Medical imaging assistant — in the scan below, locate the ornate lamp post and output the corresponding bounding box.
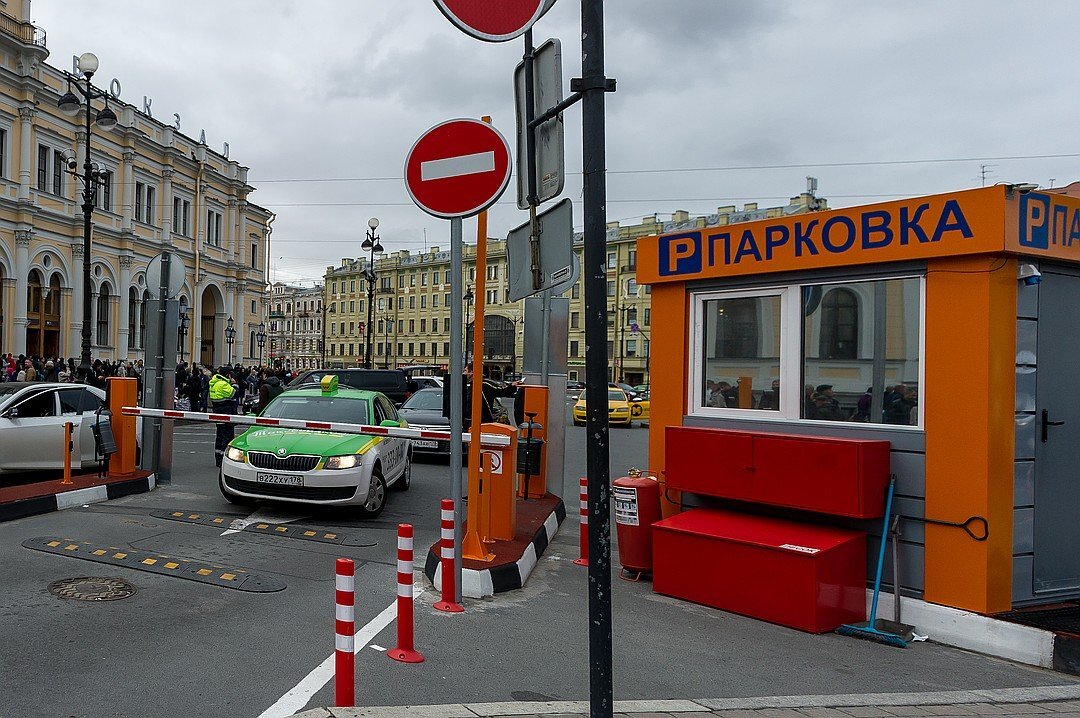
[57,52,117,383]
[225,316,236,364]
[383,312,395,368]
[463,285,474,364]
[361,218,384,369]
[256,322,266,367]
[319,301,335,368]
[178,310,190,363]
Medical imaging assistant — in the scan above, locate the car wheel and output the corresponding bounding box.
[391,452,412,492]
[359,466,387,518]
[219,470,254,505]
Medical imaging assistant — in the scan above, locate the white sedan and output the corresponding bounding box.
[0,382,113,473]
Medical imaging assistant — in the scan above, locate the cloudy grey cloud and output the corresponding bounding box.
[31,0,1080,284]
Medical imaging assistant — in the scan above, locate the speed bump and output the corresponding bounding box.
[22,537,285,593]
[150,510,376,547]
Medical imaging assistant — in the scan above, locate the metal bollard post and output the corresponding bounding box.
[433,500,464,613]
[388,523,424,663]
[61,422,74,486]
[573,477,588,566]
[335,558,355,706]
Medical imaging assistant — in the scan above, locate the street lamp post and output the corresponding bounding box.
[256,322,266,367]
[463,285,474,364]
[225,316,236,365]
[178,310,190,363]
[608,304,628,383]
[383,313,395,369]
[319,302,335,368]
[57,52,117,383]
[362,218,384,370]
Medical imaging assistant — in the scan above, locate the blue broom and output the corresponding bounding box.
[837,476,909,648]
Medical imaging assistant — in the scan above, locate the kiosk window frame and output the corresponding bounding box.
[688,275,925,430]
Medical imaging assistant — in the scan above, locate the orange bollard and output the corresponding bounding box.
[388,523,424,663]
[61,422,74,485]
[573,477,588,566]
[433,499,464,613]
[107,377,138,478]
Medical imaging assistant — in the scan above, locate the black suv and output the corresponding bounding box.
[289,369,413,406]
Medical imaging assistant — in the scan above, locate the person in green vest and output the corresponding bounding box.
[210,368,238,467]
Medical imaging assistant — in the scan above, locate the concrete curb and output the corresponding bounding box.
[424,499,565,598]
[0,473,156,523]
[294,684,1080,718]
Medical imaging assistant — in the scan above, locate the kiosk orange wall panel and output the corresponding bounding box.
[648,283,689,517]
[924,255,1016,614]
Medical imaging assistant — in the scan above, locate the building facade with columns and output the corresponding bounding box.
[266,282,324,371]
[0,0,271,367]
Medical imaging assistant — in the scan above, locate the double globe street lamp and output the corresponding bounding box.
[256,322,267,367]
[361,218,384,370]
[58,52,118,383]
[225,316,236,364]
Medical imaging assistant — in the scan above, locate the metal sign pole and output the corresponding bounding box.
[449,216,465,603]
[581,1,614,716]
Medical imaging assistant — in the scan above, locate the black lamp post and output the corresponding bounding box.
[362,218,384,370]
[58,52,117,384]
[225,316,236,365]
[319,301,335,369]
[463,285,474,364]
[383,312,394,368]
[256,322,266,367]
[178,310,190,363]
[608,304,629,383]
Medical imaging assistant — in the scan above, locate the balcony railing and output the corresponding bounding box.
[0,13,45,46]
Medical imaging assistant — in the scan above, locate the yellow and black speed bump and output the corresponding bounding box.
[22,537,286,593]
[151,510,377,547]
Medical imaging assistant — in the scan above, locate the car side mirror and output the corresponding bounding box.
[2,408,17,419]
[380,419,400,428]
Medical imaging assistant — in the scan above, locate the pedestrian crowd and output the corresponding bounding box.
[705,377,919,425]
[1,352,144,392]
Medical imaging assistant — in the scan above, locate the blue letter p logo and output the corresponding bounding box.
[1019,193,1050,250]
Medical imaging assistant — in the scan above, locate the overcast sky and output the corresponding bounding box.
[32,1,1080,285]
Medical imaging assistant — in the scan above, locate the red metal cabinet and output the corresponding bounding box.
[652,508,866,633]
[664,427,889,518]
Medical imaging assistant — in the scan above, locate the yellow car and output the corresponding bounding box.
[573,388,636,427]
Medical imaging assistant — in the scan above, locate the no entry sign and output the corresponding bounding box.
[405,118,512,219]
[433,0,553,43]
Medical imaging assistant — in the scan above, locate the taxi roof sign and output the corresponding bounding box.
[320,375,339,394]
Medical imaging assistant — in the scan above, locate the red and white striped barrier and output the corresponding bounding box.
[573,477,588,567]
[388,523,424,663]
[335,558,355,707]
[121,406,511,447]
[433,499,464,613]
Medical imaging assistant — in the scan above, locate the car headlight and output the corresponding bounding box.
[613,407,628,413]
[225,447,246,462]
[325,454,360,470]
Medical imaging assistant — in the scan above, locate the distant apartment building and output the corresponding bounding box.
[266,282,324,371]
[323,184,827,384]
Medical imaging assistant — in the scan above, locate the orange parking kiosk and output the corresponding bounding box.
[518,384,549,499]
[638,185,1080,616]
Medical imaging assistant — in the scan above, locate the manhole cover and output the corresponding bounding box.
[48,577,137,601]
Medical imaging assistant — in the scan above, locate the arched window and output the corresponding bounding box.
[97,282,111,346]
[140,289,150,349]
[819,288,858,360]
[128,288,139,349]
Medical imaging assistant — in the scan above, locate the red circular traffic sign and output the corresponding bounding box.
[433,0,552,42]
[404,118,512,219]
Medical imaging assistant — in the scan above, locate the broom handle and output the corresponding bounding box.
[869,476,896,624]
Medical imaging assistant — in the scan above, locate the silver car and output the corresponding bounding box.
[0,382,113,473]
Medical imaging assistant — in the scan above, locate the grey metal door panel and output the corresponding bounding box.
[1033,270,1080,594]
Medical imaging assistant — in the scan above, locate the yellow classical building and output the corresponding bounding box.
[0,0,271,366]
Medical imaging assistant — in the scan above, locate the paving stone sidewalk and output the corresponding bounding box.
[291,686,1080,718]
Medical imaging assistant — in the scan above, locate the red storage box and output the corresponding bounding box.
[664,427,889,518]
[652,508,866,633]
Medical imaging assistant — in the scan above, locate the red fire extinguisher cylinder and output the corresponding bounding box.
[613,469,661,575]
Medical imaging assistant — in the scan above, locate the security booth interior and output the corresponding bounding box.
[636,185,1080,638]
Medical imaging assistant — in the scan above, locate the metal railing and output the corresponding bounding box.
[0,13,44,46]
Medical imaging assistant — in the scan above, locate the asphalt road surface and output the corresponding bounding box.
[0,414,1074,718]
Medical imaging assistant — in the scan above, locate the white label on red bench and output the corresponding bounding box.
[779,543,820,555]
[613,486,639,526]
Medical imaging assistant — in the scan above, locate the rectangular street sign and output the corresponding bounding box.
[506,198,574,302]
[514,37,564,209]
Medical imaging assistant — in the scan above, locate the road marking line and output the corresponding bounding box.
[221,507,306,536]
[257,588,423,718]
[420,151,494,181]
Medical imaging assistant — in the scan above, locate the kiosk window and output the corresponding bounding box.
[690,276,923,428]
[699,294,781,411]
[802,277,921,426]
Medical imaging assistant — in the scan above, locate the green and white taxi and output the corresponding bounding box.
[218,376,411,517]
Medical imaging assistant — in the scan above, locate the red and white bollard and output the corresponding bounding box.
[573,477,589,566]
[433,499,464,613]
[388,523,424,663]
[335,558,355,706]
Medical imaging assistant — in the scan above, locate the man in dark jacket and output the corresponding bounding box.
[257,370,284,413]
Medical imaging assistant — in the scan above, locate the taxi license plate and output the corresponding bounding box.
[256,472,303,486]
[415,440,439,449]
